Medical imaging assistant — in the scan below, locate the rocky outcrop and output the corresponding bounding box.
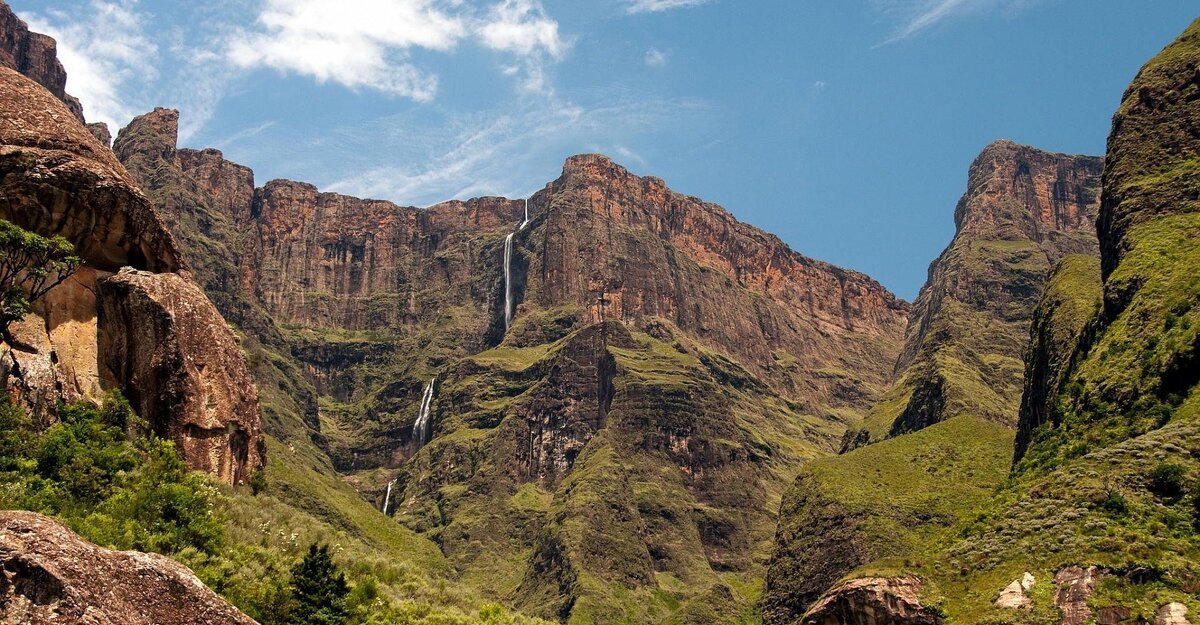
[995,572,1035,609]
[0,510,257,625]
[0,1,83,121]
[98,269,266,485]
[0,66,264,485]
[1053,566,1104,625]
[1156,603,1193,625]
[799,577,942,625]
[842,141,1101,447]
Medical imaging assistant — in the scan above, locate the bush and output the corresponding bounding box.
[1148,463,1187,500]
[1100,489,1129,515]
[290,543,349,625]
[0,392,224,555]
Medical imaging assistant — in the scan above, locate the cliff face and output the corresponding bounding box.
[116,107,909,620]
[847,141,1102,445]
[769,17,1200,624]
[0,66,263,485]
[764,141,1101,624]
[0,2,83,121]
[0,510,257,625]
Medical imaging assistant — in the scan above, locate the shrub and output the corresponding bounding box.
[1100,489,1129,515]
[1148,463,1187,500]
[290,543,350,625]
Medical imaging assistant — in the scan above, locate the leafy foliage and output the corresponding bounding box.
[0,219,80,341]
[0,391,224,555]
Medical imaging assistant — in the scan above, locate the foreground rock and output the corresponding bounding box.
[0,62,264,483]
[0,510,257,625]
[99,269,266,485]
[0,1,84,120]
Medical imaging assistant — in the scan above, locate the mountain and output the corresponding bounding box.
[766,16,1200,624]
[841,141,1102,450]
[112,107,910,620]
[762,140,1102,624]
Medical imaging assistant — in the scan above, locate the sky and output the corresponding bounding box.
[11,0,1198,299]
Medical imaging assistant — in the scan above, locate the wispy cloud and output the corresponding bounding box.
[625,0,710,15]
[24,0,157,131]
[644,47,668,67]
[320,94,715,205]
[874,0,1038,45]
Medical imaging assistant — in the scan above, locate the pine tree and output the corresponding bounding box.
[289,543,349,625]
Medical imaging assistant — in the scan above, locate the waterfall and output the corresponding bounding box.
[381,479,394,515]
[412,378,436,446]
[504,232,515,329]
[504,199,530,330]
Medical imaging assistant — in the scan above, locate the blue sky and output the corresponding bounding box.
[12,0,1197,299]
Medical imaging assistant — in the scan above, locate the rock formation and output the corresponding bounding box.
[0,1,83,121]
[799,577,942,625]
[0,510,257,625]
[0,64,263,485]
[846,141,1102,446]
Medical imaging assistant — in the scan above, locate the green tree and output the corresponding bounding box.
[0,219,80,347]
[290,544,349,625]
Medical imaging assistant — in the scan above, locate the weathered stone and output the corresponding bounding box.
[1156,602,1193,625]
[0,510,257,625]
[1054,566,1105,625]
[995,571,1036,609]
[86,121,111,148]
[97,269,265,485]
[801,576,943,625]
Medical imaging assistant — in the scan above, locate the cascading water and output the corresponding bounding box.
[381,479,394,515]
[503,199,531,330]
[412,378,436,446]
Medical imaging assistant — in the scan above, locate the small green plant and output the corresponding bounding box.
[1148,463,1187,500]
[1100,489,1129,515]
[249,468,268,496]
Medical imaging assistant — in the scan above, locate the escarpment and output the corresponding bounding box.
[765,141,1101,624]
[116,103,910,620]
[0,66,263,485]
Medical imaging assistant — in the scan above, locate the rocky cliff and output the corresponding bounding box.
[0,510,257,625]
[769,17,1200,624]
[0,1,83,121]
[846,141,1102,446]
[764,141,1102,624]
[0,65,263,485]
[115,104,910,621]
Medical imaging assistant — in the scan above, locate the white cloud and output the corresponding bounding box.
[625,0,710,14]
[813,80,827,91]
[24,1,157,131]
[874,0,1038,45]
[226,0,463,100]
[645,47,667,67]
[226,0,569,99]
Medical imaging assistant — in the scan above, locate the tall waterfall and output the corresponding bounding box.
[504,232,515,328]
[504,199,531,330]
[412,378,436,446]
[381,479,395,515]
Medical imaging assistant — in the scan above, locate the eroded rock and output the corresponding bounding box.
[0,510,256,625]
[1156,602,1193,625]
[0,1,83,120]
[801,576,943,625]
[1054,566,1105,625]
[98,269,265,485]
[996,571,1036,609]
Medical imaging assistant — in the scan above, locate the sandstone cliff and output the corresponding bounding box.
[770,17,1200,624]
[0,66,263,485]
[0,1,83,121]
[116,105,910,621]
[0,510,257,625]
[846,141,1102,446]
